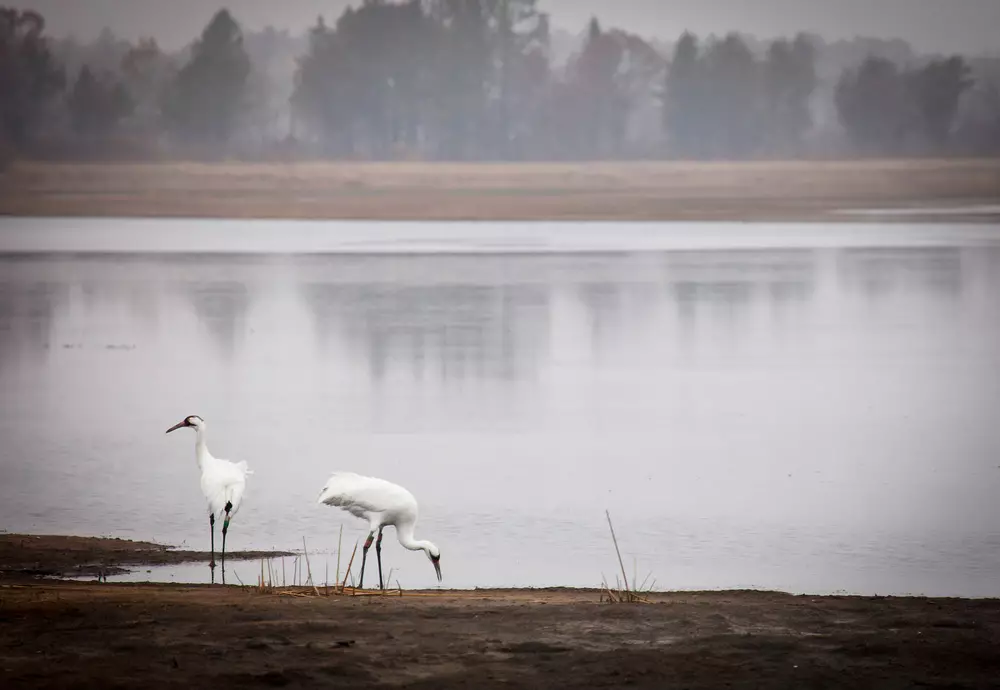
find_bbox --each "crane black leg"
[209,514,216,569]
[376,527,384,591]
[221,501,233,569]
[359,531,374,589]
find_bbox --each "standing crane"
[166,415,252,574]
[318,471,442,589]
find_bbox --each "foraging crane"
[318,472,442,589]
[166,415,252,570]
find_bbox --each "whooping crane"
[318,471,442,589]
[166,415,252,571]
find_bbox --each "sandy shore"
[1,159,999,222]
[2,534,999,688]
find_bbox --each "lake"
[1,218,999,596]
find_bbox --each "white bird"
[166,415,252,570]
[318,471,442,589]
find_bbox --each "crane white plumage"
[166,415,252,570]
[318,471,442,589]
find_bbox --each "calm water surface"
[2,219,999,596]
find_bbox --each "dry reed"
[601,510,656,604]
[242,534,402,597]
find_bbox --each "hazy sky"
[12,0,1000,54]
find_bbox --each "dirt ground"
[2,535,999,688]
[3,581,1000,689]
[1,159,999,221]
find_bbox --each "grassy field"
[1,158,998,221]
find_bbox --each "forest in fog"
[2,0,999,163]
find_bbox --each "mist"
[2,0,999,163]
[9,0,1000,54]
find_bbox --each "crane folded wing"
[317,471,416,518]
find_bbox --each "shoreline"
[6,532,997,600]
[2,159,998,223]
[3,534,999,687]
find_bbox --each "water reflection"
[767,279,812,305]
[837,247,964,300]
[183,281,251,357]
[302,282,550,383]
[571,282,666,365]
[664,250,817,333]
[0,278,64,373]
[1,237,999,596]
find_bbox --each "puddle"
[62,560,308,587]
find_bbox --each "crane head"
[428,547,442,582]
[165,415,205,433]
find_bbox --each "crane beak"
[165,420,189,434]
[432,557,442,582]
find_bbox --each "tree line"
[2,2,998,164]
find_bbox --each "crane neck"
[194,427,212,470]
[396,522,434,555]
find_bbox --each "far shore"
[1,159,999,223]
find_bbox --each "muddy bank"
[2,534,999,687]
[1,581,999,689]
[0,533,293,578]
[2,159,998,222]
